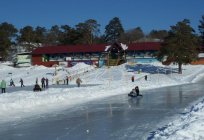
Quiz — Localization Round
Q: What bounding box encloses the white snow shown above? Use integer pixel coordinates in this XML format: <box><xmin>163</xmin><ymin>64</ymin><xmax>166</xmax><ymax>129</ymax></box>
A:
<box><xmin>120</xmin><ymin>43</ymin><xmax>128</xmax><ymax>50</ymax></box>
<box><xmin>1</xmin><ymin>62</ymin><xmax>204</xmax><ymax>139</ymax></box>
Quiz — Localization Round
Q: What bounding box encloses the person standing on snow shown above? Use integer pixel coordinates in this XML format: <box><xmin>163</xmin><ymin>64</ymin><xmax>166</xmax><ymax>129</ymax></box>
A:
<box><xmin>1</xmin><ymin>79</ymin><xmax>6</xmax><ymax>93</ymax></box>
<box><xmin>66</xmin><ymin>76</ymin><xmax>69</xmax><ymax>85</ymax></box>
<box><xmin>45</xmin><ymin>78</ymin><xmax>49</xmax><ymax>88</ymax></box>
<box><xmin>19</xmin><ymin>78</ymin><xmax>25</xmax><ymax>87</ymax></box>
<box><xmin>41</xmin><ymin>77</ymin><xmax>46</xmax><ymax>88</ymax></box>
<box><xmin>10</xmin><ymin>79</ymin><xmax>15</xmax><ymax>87</ymax></box>
<box><xmin>145</xmin><ymin>75</ymin><xmax>147</xmax><ymax>81</ymax></box>
<box><xmin>76</xmin><ymin>78</ymin><xmax>82</xmax><ymax>87</ymax></box>
<box><xmin>131</xmin><ymin>76</ymin><xmax>134</xmax><ymax>82</ymax></box>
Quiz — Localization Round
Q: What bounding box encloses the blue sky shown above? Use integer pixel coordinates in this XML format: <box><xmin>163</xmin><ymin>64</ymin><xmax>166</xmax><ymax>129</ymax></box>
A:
<box><xmin>0</xmin><ymin>0</ymin><xmax>204</xmax><ymax>34</ymax></box>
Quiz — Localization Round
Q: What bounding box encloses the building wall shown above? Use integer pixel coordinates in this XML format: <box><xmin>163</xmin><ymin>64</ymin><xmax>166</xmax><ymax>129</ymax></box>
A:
<box><xmin>32</xmin><ymin>54</ymin><xmax>58</xmax><ymax>67</ymax></box>
<box><xmin>17</xmin><ymin>54</ymin><xmax>31</xmax><ymax>64</ymax></box>
<box><xmin>67</xmin><ymin>60</ymin><xmax>99</xmax><ymax>67</ymax></box>
<box><xmin>191</xmin><ymin>58</ymin><xmax>204</xmax><ymax>65</ymax></box>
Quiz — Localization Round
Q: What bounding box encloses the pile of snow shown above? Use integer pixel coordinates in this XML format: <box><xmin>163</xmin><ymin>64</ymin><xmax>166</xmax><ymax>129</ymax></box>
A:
<box><xmin>0</xmin><ymin>63</ymin><xmax>15</xmax><ymax>70</ymax></box>
<box><xmin>149</xmin><ymin>98</ymin><xmax>204</xmax><ymax>140</ymax></box>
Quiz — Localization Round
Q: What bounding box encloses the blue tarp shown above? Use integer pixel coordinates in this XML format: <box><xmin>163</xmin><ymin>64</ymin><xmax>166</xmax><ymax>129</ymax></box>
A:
<box><xmin>126</xmin><ymin>64</ymin><xmax>178</xmax><ymax>74</ymax></box>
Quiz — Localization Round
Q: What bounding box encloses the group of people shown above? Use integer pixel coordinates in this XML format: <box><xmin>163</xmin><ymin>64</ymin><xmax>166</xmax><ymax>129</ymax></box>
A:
<box><xmin>41</xmin><ymin>77</ymin><xmax>49</xmax><ymax>88</ymax></box>
<box><xmin>58</xmin><ymin>76</ymin><xmax>82</xmax><ymax>87</ymax></box>
<box><xmin>1</xmin><ymin>76</ymin><xmax>83</xmax><ymax>93</ymax></box>
<box><xmin>131</xmin><ymin>75</ymin><xmax>148</xmax><ymax>82</ymax></box>
<box><xmin>33</xmin><ymin>77</ymin><xmax>49</xmax><ymax>92</ymax></box>
<box><xmin>0</xmin><ymin>78</ymin><xmax>25</xmax><ymax>93</ymax></box>
<box><xmin>129</xmin><ymin>86</ymin><xmax>143</xmax><ymax>97</ymax></box>
<box><xmin>10</xmin><ymin>78</ymin><xmax>25</xmax><ymax>87</ymax></box>
<box><xmin>64</xmin><ymin>76</ymin><xmax>70</xmax><ymax>85</ymax></box>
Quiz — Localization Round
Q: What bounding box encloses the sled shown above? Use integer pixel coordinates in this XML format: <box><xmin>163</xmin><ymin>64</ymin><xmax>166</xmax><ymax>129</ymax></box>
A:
<box><xmin>33</xmin><ymin>84</ymin><xmax>42</xmax><ymax>92</ymax></box>
<box><xmin>128</xmin><ymin>92</ymin><xmax>143</xmax><ymax>98</ymax></box>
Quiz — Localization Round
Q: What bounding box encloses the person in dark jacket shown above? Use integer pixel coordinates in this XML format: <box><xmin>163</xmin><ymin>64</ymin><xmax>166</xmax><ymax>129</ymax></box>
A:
<box><xmin>135</xmin><ymin>86</ymin><xmax>142</xmax><ymax>96</ymax></box>
<box><xmin>45</xmin><ymin>78</ymin><xmax>49</xmax><ymax>88</ymax></box>
<box><xmin>20</xmin><ymin>78</ymin><xmax>25</xmax><ymax>87</ymax></box>
<box><xmin>10</xmin><ymin>79</ymin><xmax>15</xmax><ymax>87</ymax></box>
<box><xmin>145</xmin><ymin>75</ymin><xmax>147</xmax><ymax>81</ymax></box>
<box><xmin>131</xmin><ymin>76</ymin><xmax>134</xmax><ymax>82</ymax></box>
<box><xmin>66</xmin><ymin>76</ymin><xmax>69</xmax><ymax>85</ymax></box>
<box><xmin>41</xmin><ymin>77</ymin><xmax>46</xmax><ymax>88</ymax></box>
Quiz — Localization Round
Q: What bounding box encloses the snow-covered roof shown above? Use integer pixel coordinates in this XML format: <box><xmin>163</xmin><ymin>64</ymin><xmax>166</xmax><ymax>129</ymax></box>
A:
<box><xmin>198</xmin><ymin>53</ymin><xmax>204</xmax><ymax>58</ymax></box>
<box><xmin>105</xmin><ymin>43</ymin><xmax>128</xmax><ymax>52</ymax></box>
<box><xmin>105</xmin><ymin>45</ymin><xmax>111</xmax><ymax>51</ymax></box>
<box><xmin>120</xmin><ymin>43</ymin><xmax>128</xmax><ymax>50</ymax></box>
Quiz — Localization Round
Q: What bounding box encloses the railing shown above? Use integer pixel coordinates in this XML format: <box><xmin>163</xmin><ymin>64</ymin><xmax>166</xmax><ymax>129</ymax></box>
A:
<box><xmin>52</xmin><ymin>65</ymin><xmax>96</xmax><ymax>84</ymax></box>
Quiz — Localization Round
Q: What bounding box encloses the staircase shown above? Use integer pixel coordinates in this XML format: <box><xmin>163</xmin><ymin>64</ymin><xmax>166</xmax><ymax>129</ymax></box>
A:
<box><xmin>108</xmin><ymin>59</ymin><xmax>118</xmax><ymax>66</ymax></box>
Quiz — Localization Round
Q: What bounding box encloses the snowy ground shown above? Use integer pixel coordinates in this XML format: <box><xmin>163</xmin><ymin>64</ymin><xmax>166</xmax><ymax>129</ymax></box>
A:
<box><xmin>1</xmin><ymin>62</ymin><xmax>204</xmax><ymax>139</ymax></box>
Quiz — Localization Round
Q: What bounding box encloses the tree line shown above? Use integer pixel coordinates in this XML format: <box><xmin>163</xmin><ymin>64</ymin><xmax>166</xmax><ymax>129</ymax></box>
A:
<box><xmin>0</xmin><ymin>16</ymin><xmax>204</xmax><ymax>64</ymax></box>
<box><xmin>0</xmin><ymin>17</ymin><xmax>171</xmax><ymax>59</ymax></box>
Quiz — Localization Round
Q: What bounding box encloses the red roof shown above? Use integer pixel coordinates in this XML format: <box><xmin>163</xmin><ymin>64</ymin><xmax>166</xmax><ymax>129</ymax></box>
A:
<box><xmin>128</xmin><ymin>42</ymin><xmax>161</xmax><ymax>51</ymax></box>
<box><xmin>32</xmin><ymin>42</ymin><xmax>161</xmax><ymax>54</ymax></box>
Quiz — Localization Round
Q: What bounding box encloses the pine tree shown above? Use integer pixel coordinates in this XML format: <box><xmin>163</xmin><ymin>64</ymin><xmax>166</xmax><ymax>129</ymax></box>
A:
<box><xmin>158</xmin><ymin>19</ymin><xmax>199</xmax><ymax>74</ymax></box>
<box><xmin>75</xmin><ymin>19</ymin><xmax>100</xmax><ymax>45</ymax></box>
<box><xmin>122</xmin><ymin>27</ymin><xmax>144</xmax><ymax>43</ymax></box>
<box><xmin>198</xmin><ymin>15</ymin><xmax>204</xmax><ymax>48</ymax></box>
<box><xmin>46</xmin><ymin>25</ymin><xmax>61</xmax><ymax>45</ymax></box>
<box><xmin>149</xmin><ymin>30</ymin><xmax>168</xmax><ymax>40</ymax></box>
<box><xmin>104</xmin><ymin>17</ymin><xmax>124</xmax><ymax>43</ymax></box>
<box><xmin>0</xmin><ymin>22</ymin><xmax>17</xmax><ymax>60</ymax></box>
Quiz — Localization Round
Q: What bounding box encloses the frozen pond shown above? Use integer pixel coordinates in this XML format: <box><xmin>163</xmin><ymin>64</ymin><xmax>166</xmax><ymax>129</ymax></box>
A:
<box><xmin>0</xmin><ymin>82</ymin><xmax>204</xmax><ymax>140</ymax></box>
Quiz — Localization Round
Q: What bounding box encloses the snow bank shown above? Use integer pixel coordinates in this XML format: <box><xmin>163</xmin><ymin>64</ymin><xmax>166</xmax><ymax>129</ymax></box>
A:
<box><xmin>149</xmin><ymin>98</ymin><xmax>204</xmax><ymax>140</ymax></box>
<box><xmin>0</xmin><ymin>63</ymin><xmax>15</xmax><ymax>70</ymax></box>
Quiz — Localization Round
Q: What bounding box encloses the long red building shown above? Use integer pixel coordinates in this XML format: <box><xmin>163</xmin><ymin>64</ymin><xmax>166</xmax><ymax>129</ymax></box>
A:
<box><xmin>32</xmin><ymin>42</ymin><xmax>161</xmax><ymax>67</ymax></box>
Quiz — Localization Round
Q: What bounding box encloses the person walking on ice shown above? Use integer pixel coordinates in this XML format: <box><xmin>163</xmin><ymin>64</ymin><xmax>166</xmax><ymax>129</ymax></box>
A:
<box><xmin>66</xmin><ymin>76</ymin><xmax>69</xmax><ymax>85</ymax></box>
<box><xmin>76</xmin><ymin>77</ymin><xmax>82</xmax><ymax>87</ymax></box>
<box><xmin>45</xmin><ymin>78</ymin><xmax>49</xmax><ymax>88</ymax></box>
<box><xmin>19</xmin><ymin>78</ymin><xmax>25</xmax><ymax>87</ymax></box>
<box><xmin>41</xmin><ymin>77</ymin><xmax>46</xmax><ymax>88</ymax></box>
<box><xmin>10</xmin><ymin>78</ymin><xmax>15</xmax><ymax>87</ymax></box>
<box><xmin>1</xmin><ymin>79</ymin><xmax>6</xmax><ymax>93</ymax></box>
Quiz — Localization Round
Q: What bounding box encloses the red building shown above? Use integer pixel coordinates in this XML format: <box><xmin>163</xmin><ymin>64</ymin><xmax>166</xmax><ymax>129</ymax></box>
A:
<box><xmin>31</xmin><ymin>42</ymin><xmax>161</xmax><ymax>67</ymax></box>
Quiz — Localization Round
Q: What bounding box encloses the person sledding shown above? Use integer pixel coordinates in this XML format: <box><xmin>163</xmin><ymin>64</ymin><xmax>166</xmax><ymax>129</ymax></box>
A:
<box><xmin>128</xmin><ymin>86</ymin><xmax>143</xmax><ymax>97</ymax></box>
<box><xmin>33</xmin><ymin>78</ymin><xmax>42</xmax><ymax>92</ymax></box>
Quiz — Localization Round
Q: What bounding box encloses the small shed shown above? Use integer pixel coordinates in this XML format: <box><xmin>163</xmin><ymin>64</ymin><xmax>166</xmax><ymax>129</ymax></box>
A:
<box><xmin>105</xmin><ymin>42</ymin><xmax>128</xmax><ymax>66</ymax></box>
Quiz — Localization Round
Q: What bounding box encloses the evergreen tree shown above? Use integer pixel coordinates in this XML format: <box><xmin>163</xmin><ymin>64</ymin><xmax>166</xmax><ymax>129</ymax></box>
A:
<box><xmin>158</xmin><ymin>19</ymin><xmax>199</xmax><ymax>74</ymax></box>
<box><xmin>18</xmin><ymin>26</ymin><xmax>38</xmax><ymax>51</ymax></box>
<box><xmin>34</xmin><ymin>26</ymin><xmax>46</xmax><ymax>43</ymax></box>
<box><xmin>148</xmin><ymin>30</ymin><xmax>168</xmax><ymax>40</ymax></box>
<box><xmin>18</xmin><ymin>26</ymin><xmax>35</xmax><ymax>43</ymax></box>
<box><xmin>46</xmin><ymin>25</ymin><xmax>61</xmax><ymax>45</ymax></box>
<box><xmin>75</xmin><ymin>19</ymin><xmax>100</xmax><ymax>45</ymax></box>
<box><xmin>198</xmin><ymin>15</ymin><xmax>204</xmax><ymax>48</ymax></box>
<box><xmin>104</xmin><ymin>17</ymin><xmax>124</xmax><ymax>43</ymax></box>
<box><xmin>0</xmin><ymin>22</ymin><xmax>17</xmax><ymax>60</ymax></box>
<box><xmin>121</xmin><ymin>27</ymin><xmax>144</xmax><ymax>43</ymax></box>
<box><xmin>60</xmin><ymin>25</ymin><xmax>80</xmax><ymax>45</ymax></box>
